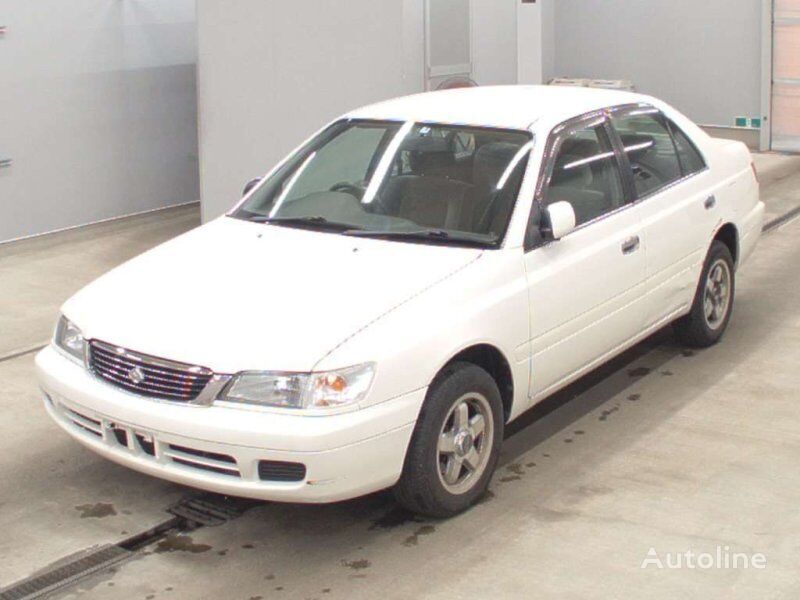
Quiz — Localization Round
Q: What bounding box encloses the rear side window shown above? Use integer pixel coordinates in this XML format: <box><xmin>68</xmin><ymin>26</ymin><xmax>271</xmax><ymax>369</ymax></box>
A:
<box><xmin>612</xmin><ymin>111</ymin><xmax>682</xmax><ymax>198</ymax></box>
<box><xmin>668</xmin><ymin>121</ymin><xmax>706</xmax><ymax>175</ymax></box>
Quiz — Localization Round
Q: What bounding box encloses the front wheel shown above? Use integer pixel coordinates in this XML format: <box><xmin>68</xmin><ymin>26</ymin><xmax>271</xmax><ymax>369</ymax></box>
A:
<box><xmin>674</xmin><ymin>240</ymin><xmax>735</xmax><ymax>348</ymax></box>
<box><xmin>393</xmin><ymin>362</ymin><xmax>504</xmax><ymax>518</ymax></box>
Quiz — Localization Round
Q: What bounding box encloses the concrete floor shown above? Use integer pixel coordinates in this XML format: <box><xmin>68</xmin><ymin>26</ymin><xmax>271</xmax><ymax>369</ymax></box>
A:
<box><xmin>1</xmin><ymin>155</ymin><xmax>799</xmax><ymax>599</ymax></box>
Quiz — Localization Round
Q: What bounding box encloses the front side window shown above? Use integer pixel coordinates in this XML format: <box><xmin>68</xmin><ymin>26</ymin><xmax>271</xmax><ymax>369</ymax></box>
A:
<box><xmin>612</xmin><ymin>110</ymin><xmax>682</xmax><ymax>197</ymax></box>
<box><xmin>233</xmin><ymin>120</ymin><xmax>533</xmax><ymax>247</ymax></box>
<box><xmin>542</xmin><ymin>120</ymin><xmax>626</xmax><ymax>227</ymax></box>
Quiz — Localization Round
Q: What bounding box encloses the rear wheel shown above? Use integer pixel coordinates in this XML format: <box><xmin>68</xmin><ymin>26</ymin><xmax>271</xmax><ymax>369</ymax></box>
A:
<box><xmin>394</xmin><ymin>362</ymin><xmax>503</xmax><ymax>518</ymax></box>
<box><xmin>674</xmin><ymin>241</ymin><xmax>735</xmax><ymax>347</ymax></box>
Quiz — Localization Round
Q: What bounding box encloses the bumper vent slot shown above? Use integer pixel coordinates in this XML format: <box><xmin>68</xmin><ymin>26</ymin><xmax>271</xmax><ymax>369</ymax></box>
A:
<box><xmin>258</xmin><ymin>460</ymin><xmax>307</xmax><ymax>482</ymax></box>
<box><xmin>165</xmin><ymin>444</ymin><xmax>240</xmax><ymax>478</ymax></box>
<box><xmin>168</xmin><ymin>445</ymin><xmax>236</xmax><ymax>464</ymax></box>
<box><xmin>172</xmin><ymin>459</ymin><xmax>239</xmax><ymax>477</ymax></box>
<box><xmin>88</xmin><ymin>340</ymin><xmax>213</xmax><ymax>402</ymax></box>
<box><xmin>63</xmin><ymin>407</ymin><xmax>103</xmax><ymax>437</ymax></box>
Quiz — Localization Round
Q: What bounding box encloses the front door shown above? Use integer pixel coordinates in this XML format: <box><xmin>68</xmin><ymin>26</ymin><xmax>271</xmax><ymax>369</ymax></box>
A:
<box><xmin>524</xmin><ymin>113</ymin><xmax>647</xmax><ymax>399</ymax></box>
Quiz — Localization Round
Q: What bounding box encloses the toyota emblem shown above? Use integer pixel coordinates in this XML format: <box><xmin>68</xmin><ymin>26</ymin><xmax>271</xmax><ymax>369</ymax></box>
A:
<box><xmin>128</xmin><ymin>366</ymin><xmax>146</xmax><ymax>385</ymax></box>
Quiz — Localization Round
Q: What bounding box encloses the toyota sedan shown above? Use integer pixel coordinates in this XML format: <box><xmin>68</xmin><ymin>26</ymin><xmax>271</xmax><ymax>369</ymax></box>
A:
<box><xmin>36</xmin><ymin>86</ymin><xmax>764</xmax><ymax>517</ymax></box>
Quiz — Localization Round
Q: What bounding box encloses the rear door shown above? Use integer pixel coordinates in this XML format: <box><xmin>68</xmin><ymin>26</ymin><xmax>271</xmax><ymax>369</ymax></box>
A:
<box><xmin>523</xmin><ymin>112</ymin><xmax>647</xmax><ymax>399</ymax></box>
<box><xmin>608</xmin><ymin>106</ymin><xmax>716</xmax><ymax>328</ymax></box>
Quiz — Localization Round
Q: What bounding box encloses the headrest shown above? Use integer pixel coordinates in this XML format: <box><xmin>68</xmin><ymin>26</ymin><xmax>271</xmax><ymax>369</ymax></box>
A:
<box><xmin>401</xmin><ymin>136</ymin><xmax>451</xmax><ymax>153</ymax></box>
<box><xmin>560</xmin><ymin>137</ymin><xmax>601</xmax><ymax>157</ymax></box>
<box><xmin>552</xmin><ymin>153</ymin><xmax>593</xmax><ymax>188</ymax></box>
<box><xmin>619</xmin><ymin>133</ymin><xmax>656</xmax><ymax>162</ymax></box>
<box><xmin>473</xmin><ymin>142</ymin><xmax>524</xmax><ymax>192</ymax></box>
<box><xmin>404</xmin><ymin>136</ymin><xmax>455</xmax><ymax>176</ymax></box>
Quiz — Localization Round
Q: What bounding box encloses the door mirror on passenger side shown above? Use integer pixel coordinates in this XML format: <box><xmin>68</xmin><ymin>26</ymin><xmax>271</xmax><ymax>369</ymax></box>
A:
<box><xmin>543</xmin><ymin>201</ymin><xmax>577</xmax><ymax>240</ymax></box>
<box><xmin>242</xmin><ymin>177</ymin><xmax>262</xmax><ymax>197</ymax></box>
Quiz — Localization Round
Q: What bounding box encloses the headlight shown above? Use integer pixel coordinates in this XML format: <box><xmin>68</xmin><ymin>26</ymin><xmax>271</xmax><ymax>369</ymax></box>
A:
<box><xmin>54</xmin><ymin>315</ymin><xmax>86</xmax><ymax>364</ymax></box>
<box><xmin>218</xmin><ymin>363</ymin><xmax>375</xmax><ymax>410</ymax></box>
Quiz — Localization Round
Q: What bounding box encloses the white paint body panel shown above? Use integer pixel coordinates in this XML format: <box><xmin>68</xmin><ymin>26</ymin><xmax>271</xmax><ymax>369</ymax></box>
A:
<box><xmin>37</xmin><ymin>87</ymin><xmax>763</xmax><ymax>503</ymax></box>
<box><xmin>524</xmin><ymin>202</ymin><xmax>648</xmax><ymax>399</ymax></box>
<box><xmin>61</xmin><ymin>216</ymin><xmax>481</xmax><ymax>375</ymax></box>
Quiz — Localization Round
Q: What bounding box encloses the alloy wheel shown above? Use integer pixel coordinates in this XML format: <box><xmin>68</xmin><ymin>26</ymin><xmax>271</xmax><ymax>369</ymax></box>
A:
<box><xmin>704</xmin><ymin>259</ymin><xmax>732</xmax><ymax>330</ymax></box>
<box><xmin>437</xmin><ymin>392</ymin><xmax>494</xmax><ymax>495</ymax></box>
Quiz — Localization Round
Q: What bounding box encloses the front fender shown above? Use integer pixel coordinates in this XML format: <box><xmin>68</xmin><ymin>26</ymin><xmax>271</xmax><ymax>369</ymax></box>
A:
<box><xmin>315</xmin><ymin>251</ymin><xmax>530</xmax><ymax>417</ymax></box>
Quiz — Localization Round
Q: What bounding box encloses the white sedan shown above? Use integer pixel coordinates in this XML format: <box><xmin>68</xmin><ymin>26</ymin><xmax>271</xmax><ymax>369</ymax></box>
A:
<box><xmin>36</xmin><ymin>86</ymin><xmax>764</xmax><ymax>517</ymax></box>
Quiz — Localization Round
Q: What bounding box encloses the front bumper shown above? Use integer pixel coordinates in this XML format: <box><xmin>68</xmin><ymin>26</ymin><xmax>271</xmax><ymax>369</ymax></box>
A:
<box><xmin>36</xmin><ymin>346</ymin><xmax>424</xmax><ymax>503</ymax></box>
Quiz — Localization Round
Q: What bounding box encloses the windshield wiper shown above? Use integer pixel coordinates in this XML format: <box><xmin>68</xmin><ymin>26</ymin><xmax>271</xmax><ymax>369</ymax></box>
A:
<box><xmin>248</xmin><ymin>215</ymin><xmax>362</xmax><ymax>232</ymax></box>
<box><xmin>343</xmin><ymin>228</ymin><xmax>496</xmax><ymax>248</ymax></box>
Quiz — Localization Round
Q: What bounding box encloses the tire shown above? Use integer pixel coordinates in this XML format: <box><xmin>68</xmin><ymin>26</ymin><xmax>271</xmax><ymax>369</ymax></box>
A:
<box><xmin>674</xmin><ymin>240</ymin><xmax>735</xmax><ymax>348</ymax></box>
<box><xmin>393</xmin><ymin>362</ymin><xmax>504</xmax><ymax>518</ymax></box>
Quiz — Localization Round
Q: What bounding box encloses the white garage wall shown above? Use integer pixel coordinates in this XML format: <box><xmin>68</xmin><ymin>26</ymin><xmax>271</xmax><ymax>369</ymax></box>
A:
<box><xmin>551</xmin><ymin>0</ymin><xmax>763</xmax><ymax>126</ymax></box>
<box><xmin>541</xmin><ymin>0</ymin><xmax>556</xmax><ymax>83</ymax></box>
<box><xmin>197</xmin><ymin>0</ymin><xmax>410</xmax><ymax>221</ymax></box>
<box><xmin>0</xmin><ymin>0</ymin><xmax>199</xmax><ymax>243</ymax></box>
<box><xmin>472</xmin><ymin>0</ymin><xmax>518</xmax><ymax>86</ymax></box>
<box><xmin>517</xmin><ymin>0</ymin><xmax>543</xmax><ymax>85</ymax></box>
<box><xmin>402</xmin><ymin>0</ymin><xmax>426</xmax><ymax>94</ymax></box>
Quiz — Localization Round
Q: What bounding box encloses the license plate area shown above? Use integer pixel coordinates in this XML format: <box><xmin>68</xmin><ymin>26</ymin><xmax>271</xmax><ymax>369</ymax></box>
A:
<box><xmin>108</xmin><ymin>421</ymin><xmax>157</xmax><ymax>457</ymax></box>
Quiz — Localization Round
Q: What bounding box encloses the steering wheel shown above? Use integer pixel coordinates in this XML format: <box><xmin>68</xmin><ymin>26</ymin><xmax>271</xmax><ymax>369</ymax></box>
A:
<box><xmin>330</xmin><ymin>182</ymin><xmax>365</xmax><ymax>200</ymax></box>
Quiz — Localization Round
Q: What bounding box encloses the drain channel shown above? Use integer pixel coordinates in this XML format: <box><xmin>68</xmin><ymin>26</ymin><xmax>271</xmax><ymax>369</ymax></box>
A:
<box><xmin>167</xmin><ymin>494</ymin><xmax>257</xmax><ymax>528</ymax></box>
<box><xmin>0</xmin><ymin>545</ymin><xmax>133</xmax><ymax>600</ymax></box>
<box><xmin>763</xmin><ymin>204</ymin><xmax>800</xmax><ymax>233</ymax></box>
<box><xmin>0</xmin><ymin>343</ymin><xmax>47</xmax><ymax>365</ymax></box>
<box><xmin>0</xmin><ymin>494</ymin><xmax>256</xmax><ymax>600</ymax></box>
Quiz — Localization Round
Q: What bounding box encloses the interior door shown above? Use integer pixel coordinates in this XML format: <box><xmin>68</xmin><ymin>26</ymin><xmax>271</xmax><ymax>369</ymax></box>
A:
<box><xmin>425</xmin><ymin>0</ymin><xmax>473</xmax><ymax>90</ymax></box>
<box><xmin>524</xmin><ymin>114</ymin><xmax>647</xmax><ymax>399</ymax></box>
<box><xmin>773</xmin><ymin>0</ymin><xmax>800</xmax><ymax>152</ymax></box>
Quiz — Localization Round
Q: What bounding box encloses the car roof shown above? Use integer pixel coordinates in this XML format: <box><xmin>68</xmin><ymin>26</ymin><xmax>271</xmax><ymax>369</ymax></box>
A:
<box><xmin>346</xmin><ymin>85</ymin><xmax>648</xmax><ymax>131</ymax></box>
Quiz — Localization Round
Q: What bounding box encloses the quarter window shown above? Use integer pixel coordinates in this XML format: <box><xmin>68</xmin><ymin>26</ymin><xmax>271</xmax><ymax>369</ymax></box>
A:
<box><xmin>668</xmin><ymin>121</ymin><xmax>707</xmax><ymax>176</ymax></box>
<box><xmin>612</xmin><ymin>111</ymin><xmax>682</xmax><ymax>197</ymax></box>
<box><xmin>543</xmin><ymin>121</ymin><xmax>626</xmax><ymax>227</ymax></box>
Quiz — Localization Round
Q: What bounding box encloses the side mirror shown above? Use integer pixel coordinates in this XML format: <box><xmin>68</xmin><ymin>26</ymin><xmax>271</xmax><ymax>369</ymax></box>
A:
<box><xmin>544</xmin><ymin>201</ymin><xmax>576</xmax><ymax>240</ymax></box>
<box><xmin>242</xmin><ymin>177</ymin><xmax>262</xmax><ymax>197</ymax></box>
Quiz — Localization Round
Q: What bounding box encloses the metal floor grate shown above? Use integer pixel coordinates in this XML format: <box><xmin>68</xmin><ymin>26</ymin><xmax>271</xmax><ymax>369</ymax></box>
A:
<box><xmin>167</xmin><ymin>493</ymin><xmax>257</xmax><ymax>527</ymax></box>
<box><xmin>0</xmin><ymin>545</ymin><xmax>131</xmax><ymax>600</ymax></box>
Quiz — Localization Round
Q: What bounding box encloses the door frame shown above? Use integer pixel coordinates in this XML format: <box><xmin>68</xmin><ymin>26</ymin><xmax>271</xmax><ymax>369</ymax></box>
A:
<box><xmin>524</xmin><ymin>103</ymin><xmax>688</xmax><ymax>251</ymax></box>
<box><xmin>761</xmin><ymin>0</ymin><xmax>773</xmax><ymax>152</ymax></box>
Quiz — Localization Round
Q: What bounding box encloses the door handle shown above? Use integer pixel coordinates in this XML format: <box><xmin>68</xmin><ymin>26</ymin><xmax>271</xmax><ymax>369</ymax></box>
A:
<box><xmin>704</xmin><ymin>195</ymin><xmax>717</xmax><ymax>210</ymax></box>
<box><xmin>621</xmin><ymin>235</ymin><xmax>640</xmax><ymax>255</ymax></box>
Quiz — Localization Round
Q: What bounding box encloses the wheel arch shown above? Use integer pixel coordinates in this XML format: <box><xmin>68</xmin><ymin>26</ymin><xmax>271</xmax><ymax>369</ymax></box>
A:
<box><xmin>713</xmin><ymin>222</ymin><xmax>739</xmax><ymax>267</ymax></box>
<box><xmin>433</xmin><ymin>344</ymin><xmax>515</xmax><ymax>423</ymax></box>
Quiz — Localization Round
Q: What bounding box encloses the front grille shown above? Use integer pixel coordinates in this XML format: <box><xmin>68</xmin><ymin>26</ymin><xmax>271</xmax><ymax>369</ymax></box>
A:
<box><xmin>89</xmin><ymin>340</ymin><xmax>213</xmax><ymax>402</ymax></box>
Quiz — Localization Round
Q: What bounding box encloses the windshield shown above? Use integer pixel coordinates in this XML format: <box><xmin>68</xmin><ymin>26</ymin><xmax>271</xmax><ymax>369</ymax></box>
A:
<box><xmin>232</xmin><ymin>119</ymin><xmax>534</xmax><ymax>247</ymax></box>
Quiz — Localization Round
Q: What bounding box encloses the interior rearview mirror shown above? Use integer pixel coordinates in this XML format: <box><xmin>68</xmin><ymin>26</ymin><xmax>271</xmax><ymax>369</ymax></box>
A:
<box><xmin>544</xmin><ymin>201</ymin><xmax>577</xmax><ymax>240</ymax></box>
<box><xmin>242</xmin><ymin>177</ymin><xmax>262</xmax><ymax>197</ymax></box>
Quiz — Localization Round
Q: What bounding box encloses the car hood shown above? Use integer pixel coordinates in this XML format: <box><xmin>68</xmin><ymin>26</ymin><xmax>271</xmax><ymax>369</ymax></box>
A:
<box><xmin>64</xmin><ymin>217</ymin><xmax>482</xmax><ymax>373</ymax></box>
